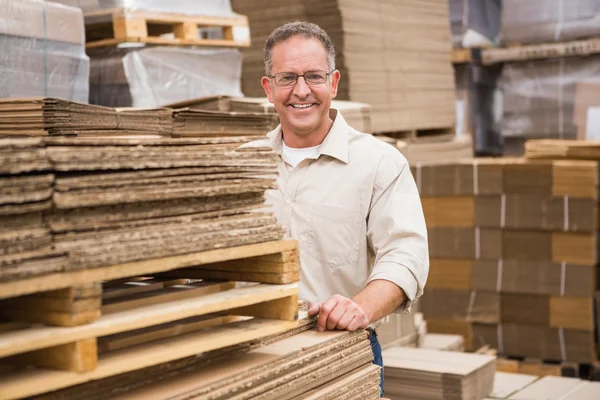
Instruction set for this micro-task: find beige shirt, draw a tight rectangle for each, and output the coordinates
[246,110,429,312]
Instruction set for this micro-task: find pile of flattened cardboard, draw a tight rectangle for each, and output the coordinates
[231,0,455,134]
[488,373,600,399]
[0,138,68,281]
[415,157,599,363]
[382,347,496,400]
[41,329,380,400]
[0,98,171,137]
[171,108,279,139]
[167,96,372,134]
[0,134,282,280]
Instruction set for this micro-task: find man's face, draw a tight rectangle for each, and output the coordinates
[261,36,340,139]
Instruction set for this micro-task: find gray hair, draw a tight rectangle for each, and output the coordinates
[264,21,336,76]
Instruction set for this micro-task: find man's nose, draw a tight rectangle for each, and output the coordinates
[292,76,311,98]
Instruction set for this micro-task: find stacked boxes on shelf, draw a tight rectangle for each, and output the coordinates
[416,158,599,363]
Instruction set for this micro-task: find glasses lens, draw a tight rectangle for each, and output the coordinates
[304,71,327,84]
[275,73,297,86]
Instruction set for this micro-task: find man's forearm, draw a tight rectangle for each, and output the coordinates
[352,279,407,323]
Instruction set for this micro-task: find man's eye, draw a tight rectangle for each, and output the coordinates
[280,74,296,81]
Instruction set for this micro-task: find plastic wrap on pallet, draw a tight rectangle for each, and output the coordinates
[0,0,89,102]
[51,0,235,17]
[449,0,501,48]
[501,55,600,151]
[89,47,243,108]
[501,0,600,45]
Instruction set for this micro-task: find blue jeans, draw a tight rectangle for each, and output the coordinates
[369,329,384,397]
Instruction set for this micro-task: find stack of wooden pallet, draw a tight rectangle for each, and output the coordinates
[415,157,599,365]
[382,347,496,399]
[231,0,455,135]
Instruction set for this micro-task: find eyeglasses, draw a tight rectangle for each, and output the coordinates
[269,70,333,87]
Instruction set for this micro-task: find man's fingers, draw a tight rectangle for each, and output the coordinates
[326,304,347,331]
[336,311,355,331]
[317,297,339,332]
[347,312,369,332]
[308,302,320,317]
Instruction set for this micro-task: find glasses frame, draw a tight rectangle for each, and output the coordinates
[268,69,335,87]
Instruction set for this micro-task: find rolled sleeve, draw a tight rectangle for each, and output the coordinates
[367,153,429,313]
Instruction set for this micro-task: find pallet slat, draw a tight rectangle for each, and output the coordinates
[0,240,298,300]
[0,318,298,400]
[0,283,298,359]
[84,8,250,49]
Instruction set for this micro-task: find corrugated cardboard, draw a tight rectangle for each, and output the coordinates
[427,227,502,260]
[420,288,499,324]
[472,323,598,363]
[428,259,473,290]
[471,260,597,298]
[475,195,597,232]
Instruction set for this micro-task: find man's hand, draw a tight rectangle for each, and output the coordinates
[308,294,370,332]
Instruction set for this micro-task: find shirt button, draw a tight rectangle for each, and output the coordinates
[285,199,292,205]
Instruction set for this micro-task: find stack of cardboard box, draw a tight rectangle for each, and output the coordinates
[416,158,599,363]
[231,0,456,134]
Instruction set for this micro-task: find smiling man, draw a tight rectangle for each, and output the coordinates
[249,22,429,395]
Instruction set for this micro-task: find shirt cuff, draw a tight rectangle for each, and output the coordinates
[367,261,419,314]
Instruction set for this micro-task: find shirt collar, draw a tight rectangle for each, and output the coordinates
[266,108,350,164]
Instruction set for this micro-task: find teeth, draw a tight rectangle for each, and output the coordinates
[291,104,313,109]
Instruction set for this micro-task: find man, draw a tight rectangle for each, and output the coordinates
[249,21,429,394]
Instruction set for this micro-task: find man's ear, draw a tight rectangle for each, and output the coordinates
[330,70,341,99]
[261,76,274,103]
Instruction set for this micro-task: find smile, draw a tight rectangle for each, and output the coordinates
[290,104,315,109]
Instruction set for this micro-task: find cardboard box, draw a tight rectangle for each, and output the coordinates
[412,159,504,196]
[428,259,473,290]
[475,195,597,233]
[420,288,500,324]
[471,260,597,297]
[428,227,502,260]
[426,319,475,351]
[472,323,598,363]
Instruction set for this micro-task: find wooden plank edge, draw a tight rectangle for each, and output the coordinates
[84,7,248,26]
[0,283,297,358]
[482,38,600,65]
[0,318,299,400]
[86,37,249,48]
[0,240,298,299]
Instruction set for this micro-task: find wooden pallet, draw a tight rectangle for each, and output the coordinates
[83,8,251,49]
[378,127,455,143]
[496,356,600,381]
[0,240,299,303]
[452,48,473,64]
[0,281,299,399]
[482,37,600,65]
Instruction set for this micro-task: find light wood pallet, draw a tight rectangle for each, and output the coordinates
[482,37,600,65]
[0,240,300,400]
[84,8,251,49]
[376,127,455,143]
